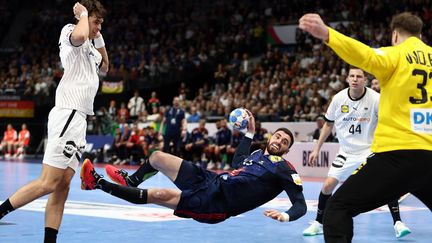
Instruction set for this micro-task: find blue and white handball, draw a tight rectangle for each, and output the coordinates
[229,108,249,130]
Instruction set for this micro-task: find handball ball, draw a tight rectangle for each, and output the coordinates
[229,108,249,130]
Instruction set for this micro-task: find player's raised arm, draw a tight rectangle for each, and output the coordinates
[231,109,255,168]
[299,13,398,82]
[71,2,89,46]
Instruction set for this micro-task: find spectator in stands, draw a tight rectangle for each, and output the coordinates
[147,91,160,114]
[207,119,232,170]
[240,53,253,76]
[179,127,192,161]
[160,97,186,156]
[311,115,335,142]
[108,100,117,121]
[185,119,209,167]
[14,123,30,159]
[127,90,145,121]
[125,123,145,165]
[1,124,17,158]
[214,64,227,85]
[117,102,129,123]
[186,106,201,123]
[178,82,190,100]
[113,125,131,165]
[144,126,163,158]
[371,78,380,93]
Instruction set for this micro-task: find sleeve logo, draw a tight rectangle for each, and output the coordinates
[291,174,302,186]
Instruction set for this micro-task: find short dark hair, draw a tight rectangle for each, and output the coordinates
[80,0,106,19]
[275,127,294,148]
[348,66,364,72]
[390,12,422,36]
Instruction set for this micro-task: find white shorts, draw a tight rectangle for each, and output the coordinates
[43,107,87,171]
[327,149,372,181]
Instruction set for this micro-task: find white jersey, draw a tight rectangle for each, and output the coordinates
[325,87,379,154]
[128,96,145,116]
[56,24,102,115]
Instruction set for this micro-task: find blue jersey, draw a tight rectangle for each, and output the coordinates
[215,127,231,146]
[191,127,208,144]
[174,136,306,223]
[219,137,306,219]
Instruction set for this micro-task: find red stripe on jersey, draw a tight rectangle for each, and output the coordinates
[284,160,297,171]
[174,210,227,221]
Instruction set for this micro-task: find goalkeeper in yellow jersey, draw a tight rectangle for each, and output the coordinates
[299,12,432,243]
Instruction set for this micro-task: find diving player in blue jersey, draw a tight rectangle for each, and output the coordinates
[81,110,307,223]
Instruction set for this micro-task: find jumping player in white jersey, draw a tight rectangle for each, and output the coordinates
[0,1,107,242]
[303,67,411,238]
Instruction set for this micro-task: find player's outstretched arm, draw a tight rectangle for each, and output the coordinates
[298,13,329,41]
[264,196,307,222]
[299,13,397,81]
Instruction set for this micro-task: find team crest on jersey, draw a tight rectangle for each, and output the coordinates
[291,174,302,186]
[341,105,349,113]
[269,155,282,163]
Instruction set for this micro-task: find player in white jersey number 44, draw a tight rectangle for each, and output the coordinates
[302,67,411,239]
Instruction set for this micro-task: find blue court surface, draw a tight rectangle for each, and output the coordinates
[0,159,430,243]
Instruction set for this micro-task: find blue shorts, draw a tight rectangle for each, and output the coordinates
[173,160,229,224]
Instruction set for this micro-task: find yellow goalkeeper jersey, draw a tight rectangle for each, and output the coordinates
[326,28,432,153]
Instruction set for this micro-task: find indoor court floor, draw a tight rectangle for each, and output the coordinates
[0,159,430,243]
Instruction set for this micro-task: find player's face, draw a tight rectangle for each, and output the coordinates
[173,97,180,107]
[88,16,104,40]
[346,69,366,91]
[371,79,380,92]
[266,131,291,156]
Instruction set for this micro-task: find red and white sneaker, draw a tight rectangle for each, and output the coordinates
[80,159,102,190]
[105,164,129,186]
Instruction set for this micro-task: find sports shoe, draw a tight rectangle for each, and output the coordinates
[105,164,129,186]
[80,159,102,190]
[394,221,411,238]
[303,221,323,236]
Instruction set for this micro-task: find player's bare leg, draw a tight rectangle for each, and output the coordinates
[147,188,181,209]
[322,177,339,194]
[149,151,183,181]
[9,165,66,209]
[45,167,75,229]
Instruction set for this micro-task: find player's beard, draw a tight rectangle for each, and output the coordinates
[266,142,284,156]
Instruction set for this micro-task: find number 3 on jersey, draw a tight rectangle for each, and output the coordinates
[410,69,432,104]
[349,124,361,134]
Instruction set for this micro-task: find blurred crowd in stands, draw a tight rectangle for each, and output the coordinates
[0,123,30,159]
[1,0,432,165]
